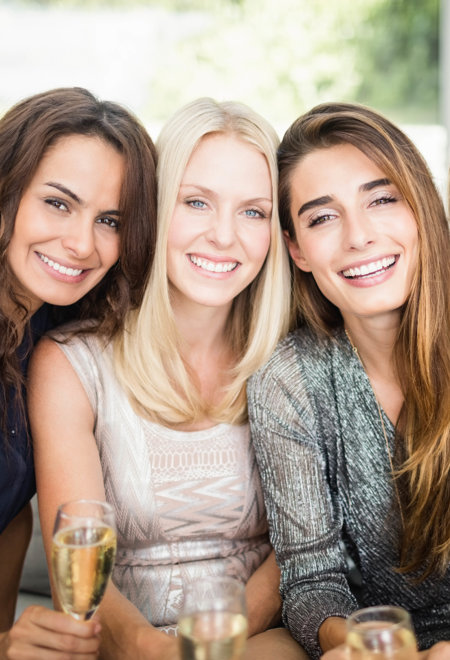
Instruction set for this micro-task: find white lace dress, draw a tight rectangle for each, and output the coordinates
[56,333,270,632]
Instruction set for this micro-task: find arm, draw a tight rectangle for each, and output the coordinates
[245,550,282,637]
[28,338,178,660]
[0,503,32,631]
[247,341,357,660]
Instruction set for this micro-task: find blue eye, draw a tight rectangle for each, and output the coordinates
[245,208,266,219]
[187,199,206,209]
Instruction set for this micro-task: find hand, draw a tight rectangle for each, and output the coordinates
[321,644,348,659]
[321,641,450,659]
[0,606,100,659]
[420,642,450,659]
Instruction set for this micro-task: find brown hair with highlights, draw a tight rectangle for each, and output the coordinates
[0,87,157,432]
[278,102,450,579]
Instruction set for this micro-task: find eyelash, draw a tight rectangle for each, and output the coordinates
[96,217,120,230]
[308,212,336,228]
[187,199,206,209]
[45,198,120,230]
[245,208,267,219]
[186,199,267,219]
[307,193,398,227]
[45,197,69,212]
[370,193,397,206]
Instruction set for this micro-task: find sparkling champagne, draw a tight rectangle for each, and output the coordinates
[346,621,418,659]
[179,611,247,660]
[52,524,116,620]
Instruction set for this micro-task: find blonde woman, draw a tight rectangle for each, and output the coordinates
[29,99,306,659]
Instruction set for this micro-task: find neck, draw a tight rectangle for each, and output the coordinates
[343,311,404,425]
[343,312,399,379]
[170,295,236,425]
[170,293,234,368]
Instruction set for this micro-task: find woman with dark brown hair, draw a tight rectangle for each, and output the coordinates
[247,103,450,659]
[0,86,157,658]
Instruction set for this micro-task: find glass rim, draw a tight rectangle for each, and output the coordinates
[57,498,114,511]
[347,605,411,632]
[56,499,115,523]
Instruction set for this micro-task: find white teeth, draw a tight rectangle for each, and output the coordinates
[189,255,238,273]
[343,256,395,279]
[38,253,83,277]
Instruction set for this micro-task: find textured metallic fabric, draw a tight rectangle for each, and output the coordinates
[57,334,270,632]
[247,326,450,659]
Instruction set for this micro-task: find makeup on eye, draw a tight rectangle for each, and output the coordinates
[298,178,399,218]
[42,181,121,230]
[182,194,270,220]
[300,185,401,230]
[44,197,70,212]
[95,215,121,230]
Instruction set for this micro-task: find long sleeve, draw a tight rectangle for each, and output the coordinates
[247,333,357,659]
[248,327,450,656]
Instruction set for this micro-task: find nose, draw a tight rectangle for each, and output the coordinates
[343,209,376,251]
[206,207,236,249]
[61,217,95,259]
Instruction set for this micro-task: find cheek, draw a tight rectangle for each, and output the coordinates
[296,234,326,271]
[166,211,191,252]
[102,235,121,269]
[248,225,271,264]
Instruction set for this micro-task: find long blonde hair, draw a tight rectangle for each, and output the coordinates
[278,102,450,579]
[114,97,290,426]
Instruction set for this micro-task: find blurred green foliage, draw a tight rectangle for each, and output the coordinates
[355,0,439,122]
[5,0,439,124]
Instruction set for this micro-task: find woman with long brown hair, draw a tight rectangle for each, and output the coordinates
[0,86,157,658]
[247,102,450,659]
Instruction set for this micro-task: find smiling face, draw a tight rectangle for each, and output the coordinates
[166,133,272,313]
[7,134,124,314]
[286,143,419,325]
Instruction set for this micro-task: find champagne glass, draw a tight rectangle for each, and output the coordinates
[178,576,248,660]
[346,605,418,659]
[51,499,117,621]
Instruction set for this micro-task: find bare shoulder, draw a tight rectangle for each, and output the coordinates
[28,334,94,431]
[29,335,80,385]
[30,335,69,366]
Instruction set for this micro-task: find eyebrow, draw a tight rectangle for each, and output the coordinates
[297,178,392,217]
[45,182,120,216]
[180,184,272,206]
[45,182,82,204]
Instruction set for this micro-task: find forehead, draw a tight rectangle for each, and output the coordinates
[28,134,124,191]
[289,143,387,200]
[183,133,271,190]
[39,134,119,169]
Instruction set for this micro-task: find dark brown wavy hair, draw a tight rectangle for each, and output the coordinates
[0,87,158,434]
[278,102,450,580]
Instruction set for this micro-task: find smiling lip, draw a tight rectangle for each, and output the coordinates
[35,251,92,282]
[340,255,398,281]
[188,254,240,274]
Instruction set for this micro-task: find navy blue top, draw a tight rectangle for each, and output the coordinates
[0,304,54,533]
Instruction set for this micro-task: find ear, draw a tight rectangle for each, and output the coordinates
[283,230,312,273]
